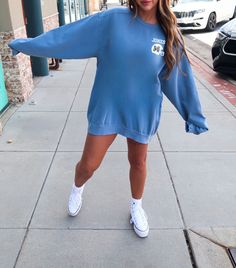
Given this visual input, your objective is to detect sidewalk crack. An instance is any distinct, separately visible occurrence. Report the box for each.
[189,228,228,249]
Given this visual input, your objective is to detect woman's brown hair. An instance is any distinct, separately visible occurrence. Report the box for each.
[128,0,188,78]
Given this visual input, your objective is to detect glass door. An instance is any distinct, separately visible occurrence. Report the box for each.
[64,0,87,23]
[0,59,9,113]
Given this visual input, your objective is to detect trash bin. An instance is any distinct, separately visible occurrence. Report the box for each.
[0,56,9,113]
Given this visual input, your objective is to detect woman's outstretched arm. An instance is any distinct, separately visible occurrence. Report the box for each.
[8,12,105,59]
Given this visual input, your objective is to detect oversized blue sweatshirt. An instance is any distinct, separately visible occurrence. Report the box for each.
[8,7,208,144]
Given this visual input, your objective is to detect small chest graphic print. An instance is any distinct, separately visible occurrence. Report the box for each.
[151,38,165,56]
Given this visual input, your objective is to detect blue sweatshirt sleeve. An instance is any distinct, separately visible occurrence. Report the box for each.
[8,12,104,59]
[159,53,208,134]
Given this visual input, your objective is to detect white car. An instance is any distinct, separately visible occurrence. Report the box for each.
[172,0,236,31]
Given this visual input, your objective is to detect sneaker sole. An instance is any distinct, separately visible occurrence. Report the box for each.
[130,218,149,238]
[68,200,82,217]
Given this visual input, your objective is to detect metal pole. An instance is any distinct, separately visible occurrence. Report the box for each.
[57,0,66,26]
[22,0,49,76]
[84,0,88,15]
[23,0,49,76]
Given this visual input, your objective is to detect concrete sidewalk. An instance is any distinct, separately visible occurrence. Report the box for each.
[0,56,236,268]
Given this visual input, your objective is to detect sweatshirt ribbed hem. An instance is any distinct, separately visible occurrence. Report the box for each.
[88,122,154,144]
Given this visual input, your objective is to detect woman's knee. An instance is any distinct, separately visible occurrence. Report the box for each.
[128,157,147,170]
[76,160,99,177]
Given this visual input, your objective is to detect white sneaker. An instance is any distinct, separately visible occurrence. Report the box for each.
[130,204,149,238]
[68,183,85,217]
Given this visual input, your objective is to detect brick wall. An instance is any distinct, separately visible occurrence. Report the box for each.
[43,13,59,32]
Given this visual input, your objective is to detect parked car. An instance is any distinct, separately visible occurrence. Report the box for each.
[171,0,178,6]
[172,0,236,31]
[212,18,236,76]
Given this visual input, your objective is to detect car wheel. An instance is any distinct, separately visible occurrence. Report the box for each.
[206,12,217,31]
[230,6,236,19]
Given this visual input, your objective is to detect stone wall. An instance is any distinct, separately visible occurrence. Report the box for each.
[0,27,33,103]
[0,13,59,104]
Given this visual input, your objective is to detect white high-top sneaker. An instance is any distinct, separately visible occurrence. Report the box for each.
[68,182,85,216]
[130,202,149,238]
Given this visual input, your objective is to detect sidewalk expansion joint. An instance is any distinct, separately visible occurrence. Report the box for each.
[13,59,91,268]
[27,227,184,231]
[157,133,199,268]
[157,133,187,228]
[183,229,198,268]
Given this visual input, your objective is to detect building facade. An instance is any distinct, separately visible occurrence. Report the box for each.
[0,0,59,104]
[0,0,101,105]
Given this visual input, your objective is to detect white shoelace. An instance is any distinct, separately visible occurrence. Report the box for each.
[131,205,148,226]
[69,187,83,204]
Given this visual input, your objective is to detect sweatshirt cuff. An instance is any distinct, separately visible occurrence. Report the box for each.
[185,121,209,135]
[8,42,20,56]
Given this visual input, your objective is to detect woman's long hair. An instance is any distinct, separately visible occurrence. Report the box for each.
[128,0,188,78]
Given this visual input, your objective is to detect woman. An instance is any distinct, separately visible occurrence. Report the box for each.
[9,0,208,238]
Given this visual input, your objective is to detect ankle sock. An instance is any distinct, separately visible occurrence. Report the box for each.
[131,197,142,208]
[73,182,84,192]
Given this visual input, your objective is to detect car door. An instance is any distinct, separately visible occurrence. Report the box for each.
[215,0,226,22]
[217,0,235,20]
[227,0,236,19]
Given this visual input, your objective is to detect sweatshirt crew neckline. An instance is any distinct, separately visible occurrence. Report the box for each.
[135,14,160,28]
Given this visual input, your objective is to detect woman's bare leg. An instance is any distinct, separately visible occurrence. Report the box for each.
[127,138,148,199]
[74,133,117,187]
